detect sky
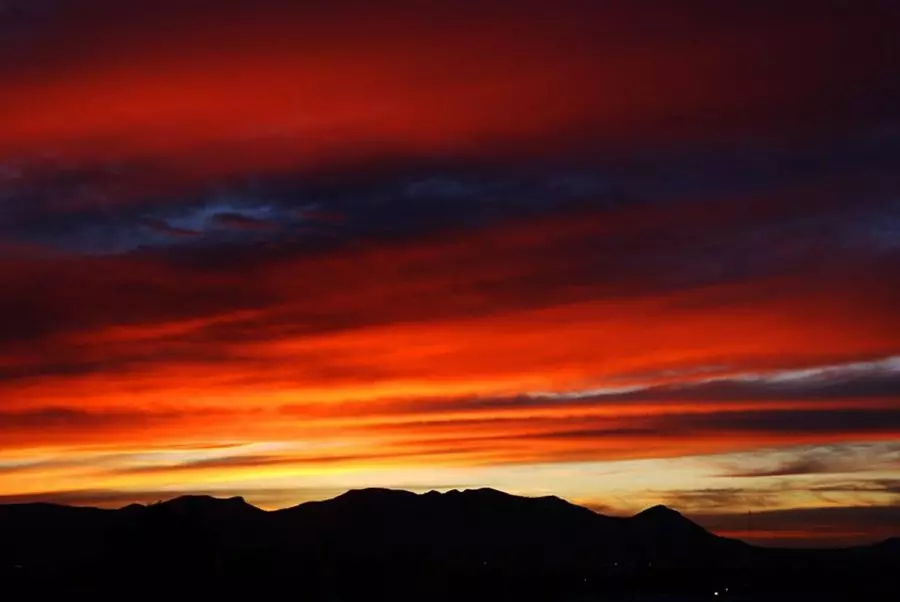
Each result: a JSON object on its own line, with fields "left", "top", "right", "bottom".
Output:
{"left": 0, "top": 0, "right": 898, "bottom": 547}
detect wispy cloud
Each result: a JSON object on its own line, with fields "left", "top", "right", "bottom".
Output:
{"left": 209, "top": 212, "right": 280, "bottom": 232}
{"left": 717, "top": 443, "right": 900, "bottom": 479}
{"left": 137, "top": 217, "right": 200, "bottom": 238}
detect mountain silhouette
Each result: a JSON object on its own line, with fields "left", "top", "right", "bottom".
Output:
{"left": 1, "top": 488, "right": 896, "bottom": 599}
{"left": 631, "top": 504, "right": 724, "bottom": 549}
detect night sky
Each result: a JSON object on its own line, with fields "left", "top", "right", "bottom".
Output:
{"left": 1, "top": 0, "right": 898, "bottom": 547}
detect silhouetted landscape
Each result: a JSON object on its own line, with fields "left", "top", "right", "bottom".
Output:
{"left": 2, "top": 488, "right": 896, "bottom": 600}
{"left": 2, "top": 2, "right": 899, "bottom": 600}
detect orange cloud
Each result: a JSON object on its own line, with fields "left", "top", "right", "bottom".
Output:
{"left": 0, "top": 205, "right": 896, "bottom": 461}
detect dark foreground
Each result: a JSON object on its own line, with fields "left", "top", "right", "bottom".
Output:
{"left": 2, "top": 489, "right": 896, "bottom": 600}
{"left": 3, "top": 568, "right": 895, "bottom": 601}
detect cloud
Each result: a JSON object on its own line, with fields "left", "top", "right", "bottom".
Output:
{"left": 2, "top": 129, "right": 897, "bottom": 259}
{"left": 0, "top": 406, "right": 250, "bottom": 448}
{"left": 113, "top": 444, "right": 491, "bottom": 476}
{"left": 809, "top": 479, "right": 900, "bottom": 496}
{"left": 137, "top": 217, "right": 200, "bottom": 238}
{"left": 3, "top": 393, "right": 895, "bottom": 470}
{"left": 209, "top": 212, "right": 280, "bottom": 232}
{"left": 675, "top": 409, "right": 900, "bottom": 437}
{"left": 0, "top": 407, "right": 153, "bottom": 430}
{"left": 0, "top": 456, "right": 103, "bottom": 475}
{"left": 697, "top": 505, "right": 900, "bottom": 548}
{"left": 653, "top": 472, "right": 897, "bottom": 517}
{"left": 360, "top": 408, "right": 900, "bottom": 467}
{"left": 725, "top": 458, "right": 843, "bottom": 479}
{"left": 1, "top": 0, "right": 898, "bottom": 175}
{"left": 0, "top": 0, "right": 54, "bottom": 40}
{"left": 718, "top": 443, "right": 900, "bottom": 478}
{"left": 1, "top": 190, "right": 896, "bottom": 351}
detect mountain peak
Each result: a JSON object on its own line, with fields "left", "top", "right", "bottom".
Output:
{"left": 162, "top": 494, "right": 240, "bottom": 504}
{"left": 334, "top": 488, "right": 418, "bottom": 502}
{"left": 631, "top": 504, "right": 716, "bottom": 542}
{"left": 154, "top": 495, "right": 258, "bottom": 513}
{"left": 463, "top": 487, "right": 513, "bottom": 498}
{"left": 635, "top": 504, "right": 683, "bottom": 520}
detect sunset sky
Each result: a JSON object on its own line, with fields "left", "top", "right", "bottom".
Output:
{"left": 1, "top": 0, "right": 898, "bottom": 547}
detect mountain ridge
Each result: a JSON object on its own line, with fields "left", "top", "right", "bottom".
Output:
{"left": 2, "top": 487, "right": 897, "bottom": 599}
{"left": 1, "top": 487, "right": 687, "bottom": 522}
{"left": 2, "top": 486, "right": 892, "bottom": 550}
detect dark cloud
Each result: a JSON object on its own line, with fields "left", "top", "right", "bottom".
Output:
{"left": 696, "top": 505, "right": 900, "bottom": 548}
{"left": 554, "top": 407, "right": 897, "bottom": 440}
{"left": 0, "top": 252, "right": 276, "bottom": 346}
{"left": 209, "top": 212, "right": 280, "bottom": 232}
{"left": 808, "top": 479, "right": 900, "bottom": 495}
{"left": 0, "top": 358, "right": 127, "bottom": 383}
{"left": 316, "top": 364, "right": 900, "bottom": 427}
{"left": 479, "top": 369, "right": 900, "bottom": 408}
{"left": 0, "top": 407, "right": 240, "bottom": 446}
{"left": 0, "top": 0, "right": 55, "bottom": 41}
{"left": 352, "top": 407, "right": 900, "bottom": 467}
{"left": 719, "top": 444, "right": 900, "bottom": 478}
{"left": 3, "top": 134, "right": 898, "bottom": 258}
{"left": 0, "top": 0, "right": 898, "bottom": 257}
{"left": 0, "top": 407, "right": 152, "bottom": 430}
{"left": 435, "top": 409, "right": 900, "bottom": 452}
{"left": 137, "top": 217, "right": 200, "bottom": 238}
{"left": 677, "top": 409, "right": 900, "bottom": 436}
{"left": 725, "top": 458, "right": 847, "bottom": 479}
{"left": 5, "top": 1, "right": 898, "bottom": 139}
{"left": 659, "top": 475, "right": 900, "bottom": 512}
{"left": 1, "top": 186, "right": 896, "bottom": 364}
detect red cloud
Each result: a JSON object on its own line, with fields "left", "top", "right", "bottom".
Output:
{"left": 0, "top": 1, "right": 896, "bottom": 181}
{"left": 0, "top": 201, "right": 896, "bottom": 459}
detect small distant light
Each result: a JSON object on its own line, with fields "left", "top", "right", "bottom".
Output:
{"left": 714, "top": 592, "right": 719, "bottom": 597}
